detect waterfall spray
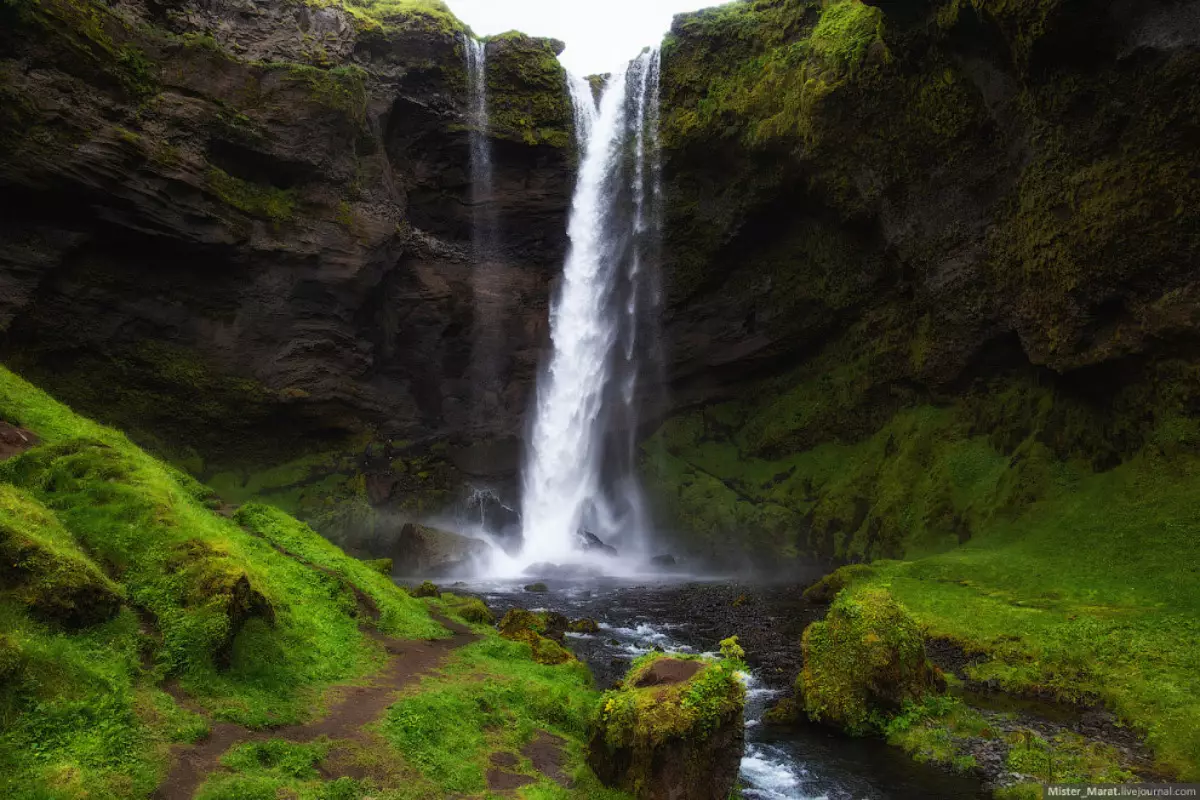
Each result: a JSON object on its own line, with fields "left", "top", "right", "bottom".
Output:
{"left": 518, "top": 52, "right": 664, "bottom": 570}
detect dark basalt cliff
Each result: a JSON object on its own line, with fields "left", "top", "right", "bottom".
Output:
{"left": 647, "top": 0, "right": 1200, "bottom": 565}
{"left": 0, "top": 0, "right": 572, "bottom": 534}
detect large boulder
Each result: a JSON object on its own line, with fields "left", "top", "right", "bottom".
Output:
{"left": 588, "top": 654, "right": 745, "bottom": 799}
{"left": 392, "top": 522, "right": 489, "bottom": 577}
{"left": 798, "top": 587, "right": 945, "bottom": 734}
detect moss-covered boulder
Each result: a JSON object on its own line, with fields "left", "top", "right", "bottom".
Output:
{"left": 569, "top": 617, "right": 600, "bottom": 634}
{"left": 588, "top": 653, "right": 745, "bottom": 799}
{"left": 799, "top": 588, "right": 945, "bottom": 734}
{"left": 506, "top": 627, "right": 573, "bottom": 665}
{"left": 451, "top": 596, "right": 494, "bottom": 624}
{"left": 485, "top": 32, "right": 572, "bottom": 148}
{"left": 410, "top": 580, "right": 441, "bottom": 598}
{"left": 498, "top": 608, "right": 569, "bottom": 642}
{"left": 0, "top": 484, "right": 122, "bottom": 628}
{"left": 498, "top": 608, "right": 573, "bottom": 664}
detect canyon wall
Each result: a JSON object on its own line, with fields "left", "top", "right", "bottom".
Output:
{"left": 648, "top": 0, "right": 1200, "bottom": 566}
{"left": 0, "top": 0, "right": 574, "bottom": 539}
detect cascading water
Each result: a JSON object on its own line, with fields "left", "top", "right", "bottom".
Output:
{"left": 463, "top": 35, "right": 502, "bottom": 427}
{"left": 518, "top": 52, "right": 665, "bottom": 569}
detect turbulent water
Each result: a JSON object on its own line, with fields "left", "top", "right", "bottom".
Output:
{"left": 519, "top": 52, "right": 664, "bottom": 570}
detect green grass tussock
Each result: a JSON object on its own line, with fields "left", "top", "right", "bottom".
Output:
{"left": 0, "top": 484, "right": 123, "bottom": 628}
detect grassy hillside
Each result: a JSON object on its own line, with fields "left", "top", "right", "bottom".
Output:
{"left": 0, "top": 364, "right": 623, "bottom": 800}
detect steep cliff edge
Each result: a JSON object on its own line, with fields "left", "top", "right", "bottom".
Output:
{"left": 649, "top": 0, "right": 1200, "bottom": 563}
{"left": 0, "top": 0, "right": 573, "bottom": 540}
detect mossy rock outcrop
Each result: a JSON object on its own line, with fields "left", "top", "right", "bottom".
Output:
{"left": 498, "top": 608, "right": 569, "bottom": 643}
{"left": 588, "top": 653, "right": 745, "bottom": 799}
{"left": 0, "top": 484, "right": 122, "bottom": 629}
{"left": 498, "top": 608, "right": 573, "bottom": 664}
{"left": 799, "top": 588, "right": 945, "bottom": 735}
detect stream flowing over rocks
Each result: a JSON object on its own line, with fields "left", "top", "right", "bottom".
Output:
{"left": 464, "top": 577, "right": 991, "bottom": 799}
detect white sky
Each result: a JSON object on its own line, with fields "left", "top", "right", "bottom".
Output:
{"left": 444, "top": 0, "right": 726, "bottom": 75}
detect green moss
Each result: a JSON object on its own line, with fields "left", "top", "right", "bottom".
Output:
{"left": 2, "top": 0, "right": 159, "bottom": 101}
{"left": 484, "top": 33, "right": 572, "bottom": 148}
{"left": 1003, "top": 729, "right": 1135, "bottom": 785}
{"left": 882, "top": 695, "right": 990, "bottom": 772}
{"left": 590, "top": 652, "right": 745, "bottom": 794}
{"left": 799, "top": 588, "right": 944, "bottom": 735}
{"left": 803, "top": 563, "right": 875, "bottom": 604}
{"left": 808, "top": 1, "right": 885, "bottom": 69}
{"left": 323, "top": 0, "right": 467, "bottom": 36}
{"left": 264, "top": 62, "right": 368, "bottom": 121}
{"left": 0, "top": 484, "right": 123, "bottom": 628}
{"left": 206, "top": 166, "right": 297, "bottom": 223}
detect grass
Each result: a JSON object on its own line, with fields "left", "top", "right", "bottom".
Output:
{"left": 0, "top": 364, "right": 446, "bottom": 797}
{"left": 377, "top": 636, "right": 630, "bottom": 798}
{"left": 825, "top": 441, "right": 1200, "bottom": 779}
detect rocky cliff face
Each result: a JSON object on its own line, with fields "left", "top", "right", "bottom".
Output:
{"left": 0, "top": 0, "right": 573, "bottom": 537}
{"left": 647, "top": 0, "right": 1200, "bottom": 565}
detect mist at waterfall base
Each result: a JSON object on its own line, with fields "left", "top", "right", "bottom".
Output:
{"left": 450, "top": 40, "right": 668, "bottom": 580}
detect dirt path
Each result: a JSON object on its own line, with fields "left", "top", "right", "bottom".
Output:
{"left": 154, "top": 615, "right": 476, "bottom": 800}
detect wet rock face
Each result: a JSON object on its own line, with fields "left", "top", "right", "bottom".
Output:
{"left": 0, "top": 0, "right": 574, "bottom": 487}
{"left": 647, "top": 0, "right": 1200, "bottom": 562}
{"left": 392, "top": 523, "right": 488, "bottom": 577}
{"left": 656, "top": 0, "right": 1200, "bottom": 410}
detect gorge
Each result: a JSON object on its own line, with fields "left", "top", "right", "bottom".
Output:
{"left": 1, "top": 0, "right": 1199, "bottom": 798}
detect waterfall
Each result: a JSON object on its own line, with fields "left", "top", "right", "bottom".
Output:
{"left": 518, "top": 51, "right": 664, "bottom": 568}
{"left": 463, "top": 35, "right": 501, "bottom": 427}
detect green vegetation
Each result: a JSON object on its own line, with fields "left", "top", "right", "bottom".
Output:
{"left": 1, "top": 0, "right": 159, "bottom": 100}
{"left": 0, "top": 484, "right": 123, "bottom": 628}
{"left": 266, "top": 62, "right": 368, "bottom": 120}
{"left": 590, "top": 650, "right": 746, "bottom": 795}
{"left": 882, "top": 695, "right": 987, "bottom": 773}
{"left": 378, "top": 636, "right": 628, "bottom": 798}
{"left": 194, "top": 739, "right": 345, "bottom": 800}
{"left": 206, "top": 166, "right": 297, "bottom": 223}
{"left": 232, "top": 503, "right": 445, "bottom": 640}
{"left": 799, "top": 588, "right": 944, "bottom": 735}
{"left": 0, "top": 364, "right": 448, "bottom": 796}
{"left": 485, "top": 32, "right": 572, "bottom": 148}
{"left": 336, "top": 0, "right": 468, "bottom": 36}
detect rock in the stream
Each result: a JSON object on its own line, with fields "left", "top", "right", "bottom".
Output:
{"left": 588, "top": 655, "right": 745, "bottom": 799}
{"left": 799, "top": 588, "right": 945, "bottom": 735}
{"left": 649, "top": 554, "right": 677, "bottom": 569}
{"left": 393, "top": 522, "right": 489, "bottom": 577}
{"left": 578, "top": 530, "right": 618, "bottom": 555}
{"left": 524, "top": 582, "right": 549, "bottom": 593}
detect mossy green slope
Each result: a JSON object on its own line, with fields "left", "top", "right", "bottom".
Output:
{"left": 0, "top": 363, "right": 445, "bottom": 798}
